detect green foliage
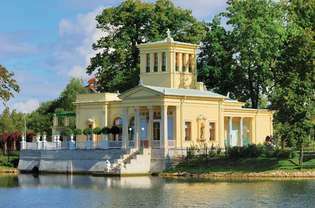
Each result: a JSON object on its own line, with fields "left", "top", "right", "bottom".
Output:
{"left": 101, "top": 127, "right": 110, "bottom": 134}
{"left": 61, "top": 128, "right": 73, "bottom": 137}
{"left": 0, "top": 65, "right": 20, "bottom": 103}
{"left": 83, "top": 128, "right": 93, "bottom": 135}
{"left": 199, "top": 0, "right": 287, "bottom": 108}
{"left": 87, "top": 0, "right": 206, "bottom": 92}
{"left": 110, "top": 126, "right": 121, "bottom": 135}
{"left": 73, "top": 128, "right": 82, "bottom": 136}
{"left": 26, "top": 78, "right": 86, "bottom": 134}
{"left": 93, "top": 127, "right": 102, "bottom": 135}
{"left": 270, "top": 0, "right": 314, "bottom": 165}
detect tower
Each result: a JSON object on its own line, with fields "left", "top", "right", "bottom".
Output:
{"left": 138, "top": 30, "right": 199, "bottom": 89}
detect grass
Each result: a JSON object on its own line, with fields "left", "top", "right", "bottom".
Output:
{"left": 166, "top": 156, "right": 315, "bottom": 174}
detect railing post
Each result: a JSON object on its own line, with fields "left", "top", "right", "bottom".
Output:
{"left": 21, "top": 135, "right": 26, "bottom": 150}
{"left": 69, "top": 134, "right": 76, "bottom": 150}
{"left": 56, "top": 135, "right": 61, "bottom": 149}
{"left": 42, "top": 134, "right": 47, "bottom": 150}
{"left": 99, "top": 134, "right": 108, "bottom": 149}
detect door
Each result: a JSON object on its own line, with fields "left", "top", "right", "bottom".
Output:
{"left": 153, "top": 121, "right": 160, "bottom": 141}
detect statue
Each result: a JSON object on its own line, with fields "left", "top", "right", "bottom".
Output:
{"left": 200, "top": 123, "right": 205, "bottom": 140}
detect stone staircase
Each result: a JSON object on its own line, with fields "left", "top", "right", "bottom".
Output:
{"left": 106, "top": 148, "right": 151, "bottom": 175}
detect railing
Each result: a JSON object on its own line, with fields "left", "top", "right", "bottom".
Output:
{"left": 152, "top": 140, "right": 160, "bottom": 149}
{"left": 21, "top": 140, "right": 124, "bottom": 150}
{"left": 128, "top": 140, "right": 135, "bottom": 148}
{"left": 108, "top": 141, "right": 122, "bottom": 148}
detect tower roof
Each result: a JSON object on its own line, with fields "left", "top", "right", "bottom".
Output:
{"left": 138, "top": 29, "right": 198, "bottom": 48}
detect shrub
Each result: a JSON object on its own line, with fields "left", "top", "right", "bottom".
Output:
{"left": 273, "top": 149, "right": 293, "bottom": 159}
{"left": 93, "top": 127, "right": 102, "bottom": 135}
{"left": 62, "top": 128, "right": 73, "bottom": 137}
{"left": 186, "top": 145, "right": 199, "bottom": 160}
{"left": 101, "top": 127, "right": 111, "bottom": 134}
{"left": 83, "top": 128, "right": 93, "bottom": 135}
{"left": 73, "top": 129, "right": 82, "bottom": 136}
{"left": 227, "top": 144, "right": 263, "bottom": 159}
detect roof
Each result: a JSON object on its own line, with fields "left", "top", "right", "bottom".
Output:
{"left": 138, "top": 29, "right": 198, "bottom": 48}
{"left": 134, "top": 84, "right": 227, "bottom": 99}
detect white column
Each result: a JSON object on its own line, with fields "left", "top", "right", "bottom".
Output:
{"left": 148, "top": 107, "right": 154, "bottom": 148}
{"left": 178, "top": 53, "right": 183, "bottom": 72}
{"left": 161, "top": 105, "right": 168, "bottom": 156}
{"left": 135, "top": 107, "right": 141, "bottom": 149}
{"left": 228, "top": 117, "right": 233, "bottom": 147}
{"left": 122, "top": 108, "right": 129, "bottom": 149}
{"left": 240, "top": 117, "right": 244, "bottom": 146}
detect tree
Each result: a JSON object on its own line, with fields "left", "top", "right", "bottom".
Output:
{"left": 0, "top": 108, "right": 24, "bottom": 153}
{"left": 199, "top": 0, "right": 287, "bottom": 108}
{"left": 26, "top": 78, "right": 87, "bottom": 134}
{"left": 0, "top": 65, "right": 20, "bottom": 104}
{"left": 51, "top": 78, "right": 88, "bottom": 112}
{"left": 198, "top": 16, "right": 236, "bottom": 97}
{"left": 271, "top": 0, "right": 315, "bottom": 167}
{"left": 87, "top": 0, "right": 205, "bottom": 93}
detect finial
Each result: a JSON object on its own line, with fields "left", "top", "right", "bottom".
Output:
{"left": 167, "top": 29, "right": 171, "bottom": 38}
{"left": 166, "top": 29, "right": 174, "bottom": 42}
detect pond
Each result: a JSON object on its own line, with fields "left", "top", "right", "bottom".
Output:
{"left": 0, "top": 174, "right": 314, "bottom": 208}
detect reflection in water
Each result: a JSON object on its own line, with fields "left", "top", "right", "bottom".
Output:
{"left": 0, "top": 174, "right": 314, "bottom": 208}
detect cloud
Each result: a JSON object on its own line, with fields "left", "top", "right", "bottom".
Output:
{"left": 12, "top": 99, "right": 40, "bottom": 113}
{"left": 173, "top": 0, "right": 227, "bottom": 20}
{"left": 47, "top": 8, "right": 104, "bottom": 79}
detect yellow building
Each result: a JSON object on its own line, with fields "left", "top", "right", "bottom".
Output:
{"left": 75, "top": 31, "right": 273, "bottom": 157}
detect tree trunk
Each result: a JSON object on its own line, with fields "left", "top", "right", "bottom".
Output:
{"left": 299, "top": 144, "right": 304, "bottom": 169}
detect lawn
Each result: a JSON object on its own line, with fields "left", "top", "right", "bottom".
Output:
{"left": 166, "top": 156, "right": 315, "bottom": 174}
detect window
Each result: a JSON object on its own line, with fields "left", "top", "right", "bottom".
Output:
{"left": 188, "top": 54, "right": 193, "bottom": 73}
{"left": 209, "top": 122, "right": 215, "bottom": 141}
{"left": 162, "top": 52, "right": 166, "bottom": 72}
{"left": 185, "top": 122, "right": 192, "bottom": 141}
{"left": 146, "top": 53, "right": 150, "bottom": 72}
{"left": 175, "top": 53, "right": 179, "bottom": 71}
{"left": 154, "top": 53, "right": 158, "bottom": 72}
{"left": 182, "top": 53, "right": 186, "bottom": 72}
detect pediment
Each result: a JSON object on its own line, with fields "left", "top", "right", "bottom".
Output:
{"left": 119, "top": 86, "right": 162, "bottom": 100}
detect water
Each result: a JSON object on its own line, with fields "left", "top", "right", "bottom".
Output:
{"left": 0, "top": 174, "right": 314, "bottom": 208}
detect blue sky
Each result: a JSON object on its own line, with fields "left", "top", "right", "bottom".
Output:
{"left": 0, "top": 0, "right": 227, "bottom": 113}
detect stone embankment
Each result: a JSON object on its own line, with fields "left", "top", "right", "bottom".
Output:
{"left": 160, "top": 170, "right": 315, "bottom": 179}
{"left": 0, "top": 167, "right": 18, "bottom": 175}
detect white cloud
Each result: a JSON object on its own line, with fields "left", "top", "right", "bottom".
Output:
{"left": 48, "top": 8, "right": 105, "bottom": 79}
{"left": 12, "top": 99, "right": 40, "bottom": 113}
{"left": 173, "top": 0, "right": 227, "bottom": 20}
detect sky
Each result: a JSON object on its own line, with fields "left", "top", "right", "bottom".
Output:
{"left": 0, "top": 0, "right": 227, "bottom": 113}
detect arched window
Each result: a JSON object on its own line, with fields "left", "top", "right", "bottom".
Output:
{"left": 112, "top": 117, "right": 122, "bottom": 141}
